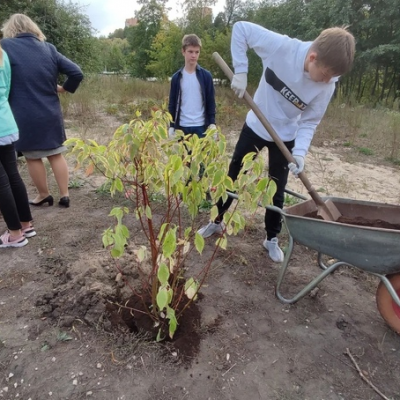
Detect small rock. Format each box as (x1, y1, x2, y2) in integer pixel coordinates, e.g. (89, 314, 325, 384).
(336, 317, 349, 330)
(72, 379, 78, 385)
(96, 363, 102, 369)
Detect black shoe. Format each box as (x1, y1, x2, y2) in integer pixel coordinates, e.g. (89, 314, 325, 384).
(29, 195, 54, 206)
(59, 196, 70, 208)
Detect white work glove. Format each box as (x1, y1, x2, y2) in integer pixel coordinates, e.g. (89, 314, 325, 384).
(288, 155, 305, 176)
(168, 127, 176, 138)
(231, 73, 247, 98)
(208, 124, 218, 141)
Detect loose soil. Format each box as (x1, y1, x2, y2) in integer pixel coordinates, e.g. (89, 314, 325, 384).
(1, 122, 400, 399)
(304, 213, 400, 230)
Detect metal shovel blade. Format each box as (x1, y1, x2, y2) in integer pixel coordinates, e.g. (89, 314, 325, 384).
(317, 199, 342, 221)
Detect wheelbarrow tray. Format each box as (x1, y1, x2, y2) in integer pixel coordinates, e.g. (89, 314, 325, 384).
(282, 197, 400, 275)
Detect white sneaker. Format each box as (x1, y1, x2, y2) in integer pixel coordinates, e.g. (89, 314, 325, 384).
(263, 237, 284, 263)
(197, 221, 225, 238)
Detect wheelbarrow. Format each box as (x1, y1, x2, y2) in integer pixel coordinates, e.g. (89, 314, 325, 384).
(273, 194, 400, 334)
(228, 191, 400, 333)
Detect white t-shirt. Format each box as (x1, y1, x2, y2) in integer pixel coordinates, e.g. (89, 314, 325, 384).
(179, 69, 205, 127)
(231, 21, 337, 157)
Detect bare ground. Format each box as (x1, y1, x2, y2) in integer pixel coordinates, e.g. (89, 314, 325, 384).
(1, 114, 400, 400)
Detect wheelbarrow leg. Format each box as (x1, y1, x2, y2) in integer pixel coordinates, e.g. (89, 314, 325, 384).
(275, 234, 345, 304)
(318, 252, 351, 271)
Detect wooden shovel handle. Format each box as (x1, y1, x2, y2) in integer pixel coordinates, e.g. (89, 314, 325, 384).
(212, 52, 326, 207)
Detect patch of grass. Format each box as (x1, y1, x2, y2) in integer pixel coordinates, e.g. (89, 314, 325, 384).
(357, 147, 374, 156)
(68, 179, 85, 189)
(385, 157, 400, 166)
(284, 194, 301, 207)
(105, 104, 119, 115)
(95, 180, 112, 194)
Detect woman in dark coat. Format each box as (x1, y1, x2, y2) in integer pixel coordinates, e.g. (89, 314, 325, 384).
(1, 13, 84, 208)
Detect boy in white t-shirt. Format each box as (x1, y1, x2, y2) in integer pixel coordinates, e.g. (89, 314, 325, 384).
(168, 34, 216, 139)
(198, 22, 355, 263)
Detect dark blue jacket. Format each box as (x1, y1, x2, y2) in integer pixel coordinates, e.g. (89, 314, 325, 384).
(168, 64, 216, 129)
(1, 33, 83, 152)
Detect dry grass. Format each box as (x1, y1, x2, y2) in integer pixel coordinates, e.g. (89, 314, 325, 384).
(63, 75, 400, 167)
(317, 99, 400, 165)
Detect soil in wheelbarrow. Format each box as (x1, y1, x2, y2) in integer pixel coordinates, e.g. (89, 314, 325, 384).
(305, 212, 400, 230)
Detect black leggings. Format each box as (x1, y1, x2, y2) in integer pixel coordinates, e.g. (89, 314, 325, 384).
(215, 123, 294, 239)
(0, 143, 32, 230)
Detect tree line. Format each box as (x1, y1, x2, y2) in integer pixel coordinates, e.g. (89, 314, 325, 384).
(2, 0, 400, 105)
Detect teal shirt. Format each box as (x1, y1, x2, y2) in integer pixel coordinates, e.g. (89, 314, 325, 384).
(0, 49, 19, 140)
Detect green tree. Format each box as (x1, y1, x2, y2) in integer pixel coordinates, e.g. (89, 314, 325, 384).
(108, 28, 126, 39)
(0, 0, 97, 72)
(126, 0, 167, 78)
(147, 22, 184, 79)
(97, 38, 130, 73)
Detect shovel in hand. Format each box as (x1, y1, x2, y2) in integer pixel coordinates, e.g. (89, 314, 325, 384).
(212, 52, 341, 222)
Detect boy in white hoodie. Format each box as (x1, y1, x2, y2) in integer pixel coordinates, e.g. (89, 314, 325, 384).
(198, 21, 355, 262)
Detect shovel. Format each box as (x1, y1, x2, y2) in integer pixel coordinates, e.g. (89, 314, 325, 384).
(212, 52, 341, 222)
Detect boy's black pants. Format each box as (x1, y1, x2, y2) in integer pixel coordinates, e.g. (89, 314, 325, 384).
(215, 123, 294, 239)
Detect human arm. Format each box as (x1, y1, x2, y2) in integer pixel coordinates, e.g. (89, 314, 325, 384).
(168, 72, 178, 129)
(57, 85, 66, 93)
(230, 21, 283, 97)
(53, 45, 83, 93)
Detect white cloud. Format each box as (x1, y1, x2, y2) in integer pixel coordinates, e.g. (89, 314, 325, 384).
(77, 0, 225, 37)
(77, 0, 139, 36)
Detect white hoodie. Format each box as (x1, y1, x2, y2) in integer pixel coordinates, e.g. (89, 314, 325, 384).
(231, 21, 337, 157)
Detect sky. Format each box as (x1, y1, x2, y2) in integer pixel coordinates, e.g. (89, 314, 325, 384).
(76, 0, 225, 37)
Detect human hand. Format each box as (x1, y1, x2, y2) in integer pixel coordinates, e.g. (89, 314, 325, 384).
(168, 127, 176, 138)
(208, 124, 218, 141)
(231, 73, 247, 98)
(57, 85, 66, 93)
(288, 156, 305, 176)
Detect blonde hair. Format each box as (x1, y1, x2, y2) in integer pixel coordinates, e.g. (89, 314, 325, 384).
(182, 34, 202, 50)
(2, 13, 46, 41)
(311, 26, 355, 76)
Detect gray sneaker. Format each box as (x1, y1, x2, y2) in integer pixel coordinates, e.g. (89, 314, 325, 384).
(197, 221, 225, 238)
(263, 237, 284, 262)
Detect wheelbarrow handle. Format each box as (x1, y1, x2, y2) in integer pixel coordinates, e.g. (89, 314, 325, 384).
(226, 191, 283, 214)
(212, 52, 326, 209)
(284, 188, 308, 201)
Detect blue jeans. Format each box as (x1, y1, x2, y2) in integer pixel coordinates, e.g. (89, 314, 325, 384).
(179, 126, 207, 178)
(0, 143, 32, 230)
(215, 123, 294, 238)
(180, 125, 206, 138)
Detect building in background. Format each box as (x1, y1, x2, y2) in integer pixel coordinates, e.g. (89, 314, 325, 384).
(125, 17, 138, 28)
